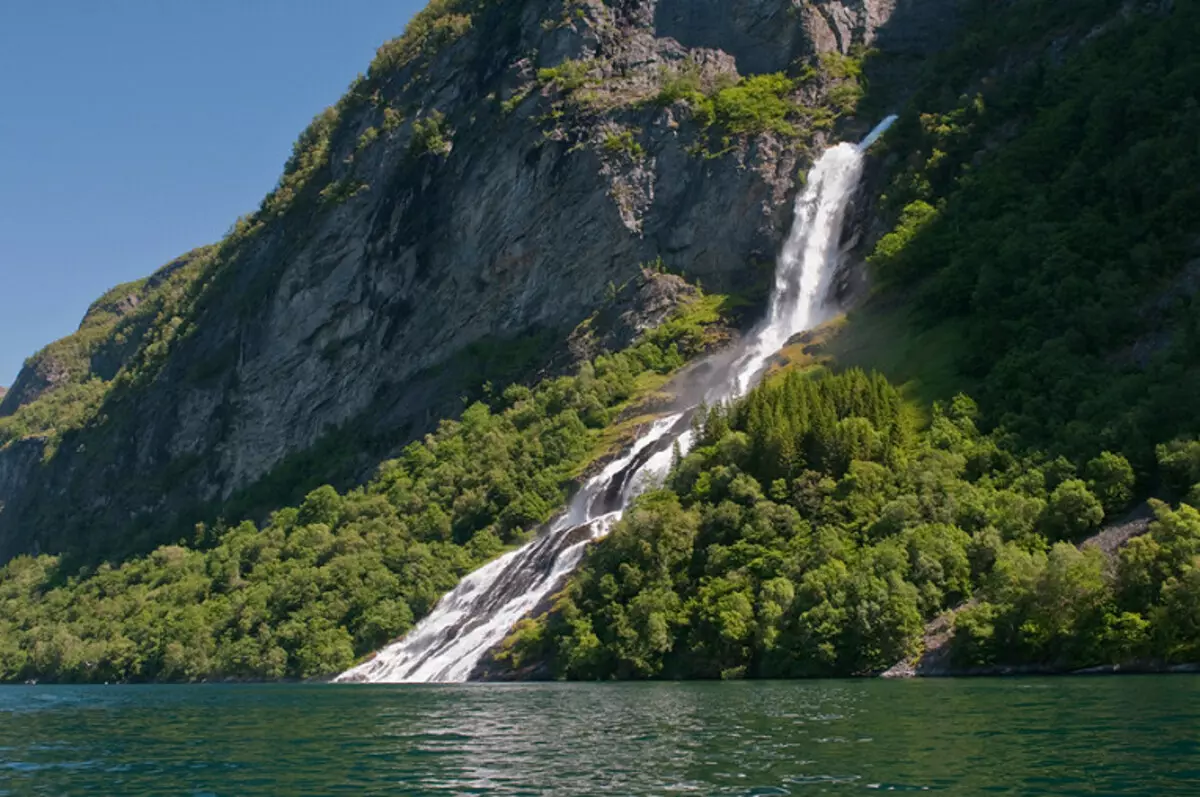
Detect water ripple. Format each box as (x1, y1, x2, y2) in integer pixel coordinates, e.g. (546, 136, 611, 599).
(0, 678, 1197, 795)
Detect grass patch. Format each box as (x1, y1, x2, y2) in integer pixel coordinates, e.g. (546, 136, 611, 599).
(537, 58, 597, 93)
(761, 295, 969, 426)
(642, 292, 739, 354)
(816, 300, 970, 419)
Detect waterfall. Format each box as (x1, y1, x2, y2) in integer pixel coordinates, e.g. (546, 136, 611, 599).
(334, 415, 685, 684)
(335, 117, 896, 685)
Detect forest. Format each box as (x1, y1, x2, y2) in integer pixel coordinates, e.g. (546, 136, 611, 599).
(2, 0, 1199, 682)
(0, 292, 727, 682)
(497, 0, 1200, 679)
(499, 371, 1200, 678)
(867, 0, 1200, 469)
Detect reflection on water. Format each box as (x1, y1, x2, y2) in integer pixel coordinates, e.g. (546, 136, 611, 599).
(1, 678, 1198, 795)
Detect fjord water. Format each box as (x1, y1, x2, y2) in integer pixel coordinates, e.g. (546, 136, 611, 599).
(3, 679, 1198, 795)
(338, 119, 897, 684)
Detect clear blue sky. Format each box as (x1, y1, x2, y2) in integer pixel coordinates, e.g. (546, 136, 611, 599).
(0, 0, 424, 388)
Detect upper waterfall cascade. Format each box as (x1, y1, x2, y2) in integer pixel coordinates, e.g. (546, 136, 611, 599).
(335, 117, 897, 684)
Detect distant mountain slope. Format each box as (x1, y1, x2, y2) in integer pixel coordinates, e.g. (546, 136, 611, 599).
(0, 249, 211, 419)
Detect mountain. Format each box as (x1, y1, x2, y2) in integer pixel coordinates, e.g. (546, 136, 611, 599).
(2, 0, 1199, 683)
(490, 0, 1200, 681)
(0, 0, 958, 564)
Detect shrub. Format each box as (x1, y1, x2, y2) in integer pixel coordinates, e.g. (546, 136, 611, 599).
(695, 73, 800, 137)
(1157, 439, 1200, 494)
(652, 64, 705, 107)
(868, 200, 939, 280)
(537, 58, 595, 93)
(409, 111, 452, 157)
(1084, 452, 1135, 515)
(356, 126, 380, 151)
(368, 1, 473, 80)
(601, 130, 645, 159)
(1042, 479, 1104, 539)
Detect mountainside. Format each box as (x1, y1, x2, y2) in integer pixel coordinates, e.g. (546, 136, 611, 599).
(3, 0, 1200, 685)
(0, 0, 960, 564)
(487, 0, 1200, 681)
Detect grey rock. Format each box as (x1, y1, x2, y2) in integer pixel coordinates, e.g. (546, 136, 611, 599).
(0, 0, 964, 562)
(0, 354, 72, 417)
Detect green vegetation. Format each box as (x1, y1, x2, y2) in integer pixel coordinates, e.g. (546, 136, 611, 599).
(652, 63, 709, 107)
(0, 381, 109, 456)
(0, 293, 733, 682)
(812, 301, 969, 414)
(817, 51, 866, 115)
(0, 248, 212, 449)
(537, 58, 597, 93)
(319, 178, 370, 205)
(260, 105, 346, 219)
(505, 0, 1200, 680)
(501, 371, 1200, 679)
(382, 106, 404, 132)
(600, 129, 645, 160)
(356, 126, 380, 151)
(409, 111, 453, 157)
(649, 54, 865, 157)
(817, 51, 864, 82)
(653, 70, 810, 150)
(499, 84, 534, 115)
(692, 73, 802, 138)
(952, 496, 1200, 668)
(867, 0, 1200, 471)
(6, 0, 1200, 686)
(365, 0, 474, 81)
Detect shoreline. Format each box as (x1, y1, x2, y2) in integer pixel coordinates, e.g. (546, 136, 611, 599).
(7, 662, 1199, 687)
(880, 660, 1200, 679)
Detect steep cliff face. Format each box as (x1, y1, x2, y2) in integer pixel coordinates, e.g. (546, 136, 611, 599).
(0, 0, 961, 563)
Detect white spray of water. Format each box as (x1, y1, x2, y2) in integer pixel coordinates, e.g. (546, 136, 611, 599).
(335, 117, 897, 684)
(335, 415, 682, 684)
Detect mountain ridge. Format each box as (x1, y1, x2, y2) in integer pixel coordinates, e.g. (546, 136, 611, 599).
(0, 0, 958, 564)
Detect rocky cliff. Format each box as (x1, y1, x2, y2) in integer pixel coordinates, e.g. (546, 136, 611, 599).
(0, 0, 962, 563)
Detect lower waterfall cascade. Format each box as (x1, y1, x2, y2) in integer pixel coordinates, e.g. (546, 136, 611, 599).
(335, 116, 898, 684)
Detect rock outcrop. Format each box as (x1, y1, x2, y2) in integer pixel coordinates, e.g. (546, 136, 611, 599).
(0, 0, 963, 563)
(0, 356, 71, 417)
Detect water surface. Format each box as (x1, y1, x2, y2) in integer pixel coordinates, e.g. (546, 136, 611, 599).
(1, 678, 1197, 795)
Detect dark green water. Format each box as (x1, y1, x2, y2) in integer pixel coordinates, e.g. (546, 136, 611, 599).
(1, 678, 1197, 795)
